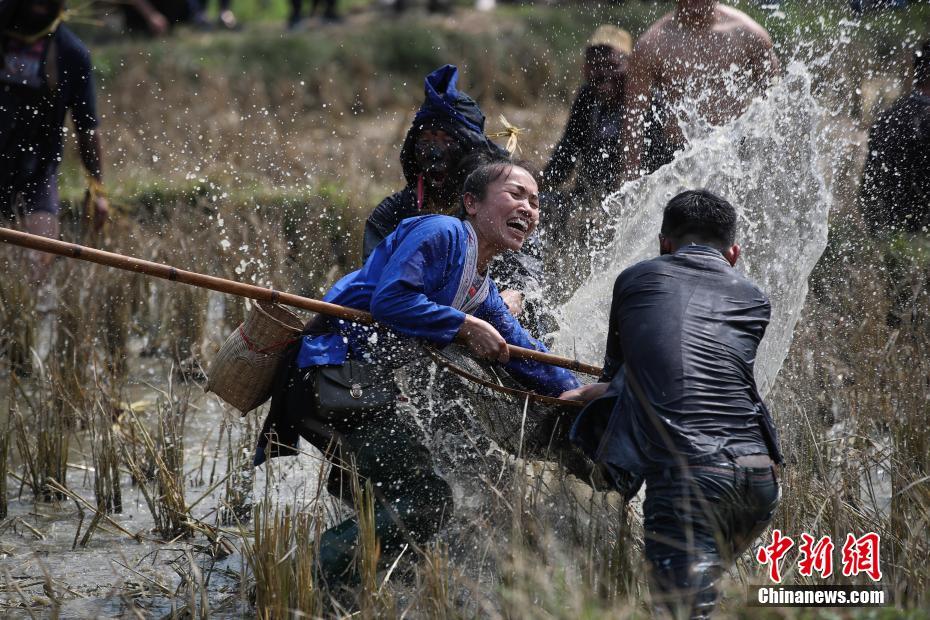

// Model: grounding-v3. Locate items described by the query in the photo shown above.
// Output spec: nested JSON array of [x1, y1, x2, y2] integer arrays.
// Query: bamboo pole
[[0, 227, 603, 376]]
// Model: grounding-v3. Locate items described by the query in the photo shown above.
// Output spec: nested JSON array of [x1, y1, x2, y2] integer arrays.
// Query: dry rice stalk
[[10, 371, 68, 502], [240, 499, 323, 618], [118, 384, 193, 539]]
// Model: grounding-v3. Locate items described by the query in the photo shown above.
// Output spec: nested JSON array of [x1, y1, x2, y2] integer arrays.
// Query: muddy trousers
[[643, 464, 779, 620], [297, 406, 454, 587]]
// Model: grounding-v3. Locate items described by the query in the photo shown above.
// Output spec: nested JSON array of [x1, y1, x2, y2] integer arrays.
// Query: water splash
[[552, 61, 833, 395]]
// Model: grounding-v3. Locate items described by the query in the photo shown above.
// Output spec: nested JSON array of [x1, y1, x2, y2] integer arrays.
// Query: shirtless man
[[622, 0, 780, 179]]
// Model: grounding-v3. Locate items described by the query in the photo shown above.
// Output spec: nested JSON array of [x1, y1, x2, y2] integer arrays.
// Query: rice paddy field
[[1, 0, 929, 617]]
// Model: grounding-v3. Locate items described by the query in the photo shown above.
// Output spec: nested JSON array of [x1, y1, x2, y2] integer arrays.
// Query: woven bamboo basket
[[206, 301, 304, 414]]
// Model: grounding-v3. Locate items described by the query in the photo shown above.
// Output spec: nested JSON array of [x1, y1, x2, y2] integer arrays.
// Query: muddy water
[[0, 304, 338, 617]]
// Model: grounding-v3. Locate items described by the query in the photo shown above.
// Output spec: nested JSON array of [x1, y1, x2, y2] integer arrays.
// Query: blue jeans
[[644, 462, 779, 619]]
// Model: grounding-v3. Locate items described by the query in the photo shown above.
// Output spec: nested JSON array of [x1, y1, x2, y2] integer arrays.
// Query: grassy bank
[[59, 1, 929, 206]]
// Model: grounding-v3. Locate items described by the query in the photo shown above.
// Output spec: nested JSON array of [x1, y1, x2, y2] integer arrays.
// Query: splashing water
[[553, 61, 833, 396]]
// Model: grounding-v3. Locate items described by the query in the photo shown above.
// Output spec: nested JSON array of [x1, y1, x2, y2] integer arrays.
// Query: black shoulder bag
[[314, 360, 398, 421]]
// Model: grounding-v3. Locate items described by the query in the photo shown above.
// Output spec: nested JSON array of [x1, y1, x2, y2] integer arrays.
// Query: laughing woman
[[254, 156, 579, 586]]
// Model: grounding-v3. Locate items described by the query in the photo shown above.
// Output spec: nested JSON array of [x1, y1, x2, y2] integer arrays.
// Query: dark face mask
[[416, 142, 451, 173]]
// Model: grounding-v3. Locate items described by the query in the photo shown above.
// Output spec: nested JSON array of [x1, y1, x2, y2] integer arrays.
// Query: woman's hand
[[458, 315, 509, 363], [560, 382, 610, 403]]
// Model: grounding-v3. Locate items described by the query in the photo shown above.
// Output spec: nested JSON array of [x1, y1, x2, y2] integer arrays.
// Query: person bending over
[[255, 157, 579, 587], [563, 189, 782, 619]]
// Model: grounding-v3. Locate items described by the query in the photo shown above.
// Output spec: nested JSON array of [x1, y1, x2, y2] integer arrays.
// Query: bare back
[[622, 3, 779, 176]]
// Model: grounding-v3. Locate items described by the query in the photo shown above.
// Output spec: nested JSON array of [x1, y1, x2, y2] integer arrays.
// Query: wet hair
[[661, 189, 737, 248], [460, 154, 536, 208], [915, 40, 930, 84]]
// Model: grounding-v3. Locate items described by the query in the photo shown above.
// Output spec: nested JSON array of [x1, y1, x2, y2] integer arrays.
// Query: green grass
[[79, 1, 930, 105]]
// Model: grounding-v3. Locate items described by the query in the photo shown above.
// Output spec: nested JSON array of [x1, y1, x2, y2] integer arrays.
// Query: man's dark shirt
[[860, 91, 930, 235], [0, 26, 98, 190], [571, 245, 783, 477], [543, 84, 624, 201]]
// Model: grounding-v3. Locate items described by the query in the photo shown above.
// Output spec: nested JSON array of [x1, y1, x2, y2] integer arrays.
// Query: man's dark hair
[[661, 189, 737, 248], [915, 40, 930, 85], [585, 44, 618, 65], [460, 153, 536, 207]]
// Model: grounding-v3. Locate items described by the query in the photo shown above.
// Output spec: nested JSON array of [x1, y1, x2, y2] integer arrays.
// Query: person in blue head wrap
[[363, 64, 505, 259], [364, 64, 549, 327], [256, 155, 579, 587]]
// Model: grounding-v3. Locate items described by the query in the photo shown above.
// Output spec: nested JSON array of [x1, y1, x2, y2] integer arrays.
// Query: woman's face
[[465, 166, 540, 253]]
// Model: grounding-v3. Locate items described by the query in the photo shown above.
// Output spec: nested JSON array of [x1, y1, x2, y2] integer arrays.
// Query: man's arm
[[541, 87, 590, 191], [77, 129, 102, 182], [76, 130, 108, 230], [620, 34, 660, 182], [69, 41, 108, 230], [474, 285, 580, 396], [129, 0, 170, 35], [740, 16, 780, 93], [598, 274, 625, 383]]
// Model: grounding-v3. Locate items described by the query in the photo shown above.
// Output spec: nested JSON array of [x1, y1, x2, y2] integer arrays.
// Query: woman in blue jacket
[[256, 156, 578, 586]]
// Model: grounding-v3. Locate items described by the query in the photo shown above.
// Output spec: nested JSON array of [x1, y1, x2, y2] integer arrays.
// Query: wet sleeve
[[370, 221, 465, 344], [541, 88, 589, 190], [474, 284, 580, 396], [599, 274, 626, 383], [66, 42, 99, 133]]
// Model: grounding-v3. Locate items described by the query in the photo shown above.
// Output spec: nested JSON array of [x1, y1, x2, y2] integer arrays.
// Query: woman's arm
[[474, 285, 580, 396], [369, 220, 466, 344]]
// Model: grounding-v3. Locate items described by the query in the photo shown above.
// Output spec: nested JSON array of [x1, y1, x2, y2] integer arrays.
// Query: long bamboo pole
[[0, 227, 603, 376]]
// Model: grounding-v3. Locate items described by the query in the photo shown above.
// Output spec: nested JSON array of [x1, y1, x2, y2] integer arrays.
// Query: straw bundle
[[206, 302, 304, 413]]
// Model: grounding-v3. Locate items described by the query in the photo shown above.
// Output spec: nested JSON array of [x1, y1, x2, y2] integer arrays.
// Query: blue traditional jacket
[[297, 214, 578, 396]]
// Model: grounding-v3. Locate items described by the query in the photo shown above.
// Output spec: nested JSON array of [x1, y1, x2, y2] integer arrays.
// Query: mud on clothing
[[570, 244, 782, 618], [0, 26, 97, 216]]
